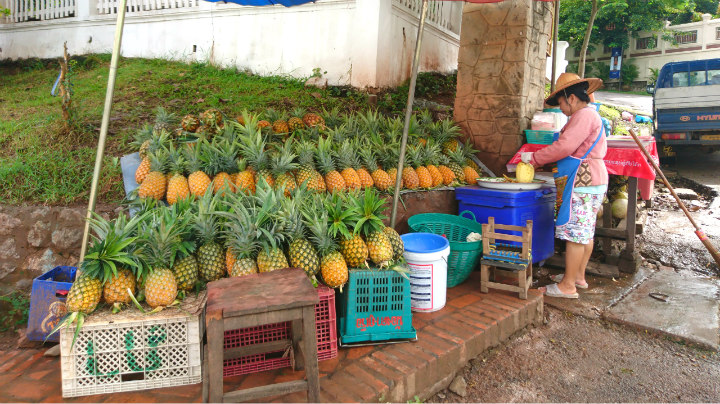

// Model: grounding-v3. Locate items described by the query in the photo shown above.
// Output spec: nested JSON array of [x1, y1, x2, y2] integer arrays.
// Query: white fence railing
[[96, 0, 199, 15], [393, 0, 462, 35], [4, 0, 76, 22]]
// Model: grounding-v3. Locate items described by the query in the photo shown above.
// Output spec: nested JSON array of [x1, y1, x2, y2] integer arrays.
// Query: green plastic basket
[[407, 211, 483, 287]]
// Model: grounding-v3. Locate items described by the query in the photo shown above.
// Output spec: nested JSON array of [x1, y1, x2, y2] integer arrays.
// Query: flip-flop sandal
[[543, 283, 579, 299], [549, 274, 589, 289]]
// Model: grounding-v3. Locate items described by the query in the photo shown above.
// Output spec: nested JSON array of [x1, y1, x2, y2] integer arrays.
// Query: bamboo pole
[[78, 0, 128, 264], [390, 0, 428, 229]]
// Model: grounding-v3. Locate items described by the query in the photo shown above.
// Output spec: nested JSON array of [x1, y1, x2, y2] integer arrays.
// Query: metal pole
[[78, 0, 128, 264], [390, 0, 428, 229], [550, 0, 560, 92]]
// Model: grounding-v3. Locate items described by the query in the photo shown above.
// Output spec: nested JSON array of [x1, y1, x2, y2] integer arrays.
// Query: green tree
[[559, 0, 690, 77]]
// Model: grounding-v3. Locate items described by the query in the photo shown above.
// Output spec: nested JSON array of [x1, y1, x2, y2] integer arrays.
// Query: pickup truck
[[648, 58, 720, 155]]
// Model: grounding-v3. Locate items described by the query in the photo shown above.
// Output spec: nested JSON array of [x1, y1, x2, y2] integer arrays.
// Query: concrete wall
[[0, 0, 461, 88], [566, 14, 720, 83]]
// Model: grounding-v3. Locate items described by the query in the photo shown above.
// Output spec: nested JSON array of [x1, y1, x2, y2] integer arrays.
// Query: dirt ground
[[429, 307, 720, 403]]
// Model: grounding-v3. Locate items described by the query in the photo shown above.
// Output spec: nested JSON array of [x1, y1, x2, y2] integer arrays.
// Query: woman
[[521, 73, 607, 299]]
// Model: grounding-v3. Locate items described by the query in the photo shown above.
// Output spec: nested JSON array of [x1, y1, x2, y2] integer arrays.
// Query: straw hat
[[545, 73, 603, 106]]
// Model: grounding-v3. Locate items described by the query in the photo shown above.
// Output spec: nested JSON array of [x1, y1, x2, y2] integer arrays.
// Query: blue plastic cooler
[[455, 186, 556, 263]]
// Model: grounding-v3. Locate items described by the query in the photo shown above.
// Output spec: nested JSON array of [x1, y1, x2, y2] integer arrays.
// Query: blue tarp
[[203, 0, 315, 6]]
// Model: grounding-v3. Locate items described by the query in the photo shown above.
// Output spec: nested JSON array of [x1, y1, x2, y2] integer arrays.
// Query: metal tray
[[476, 177, 547, 190]]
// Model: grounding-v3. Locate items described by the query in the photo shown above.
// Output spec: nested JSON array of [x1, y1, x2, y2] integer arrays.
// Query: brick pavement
[[0, 272, 542, 403]]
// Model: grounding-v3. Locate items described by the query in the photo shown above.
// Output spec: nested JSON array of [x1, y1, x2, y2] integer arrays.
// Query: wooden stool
[[203, 268, 320, 403], [480, 218, 533, 300]]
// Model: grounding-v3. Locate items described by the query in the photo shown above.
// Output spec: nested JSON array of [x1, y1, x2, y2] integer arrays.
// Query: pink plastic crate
[[223, 285, 337, 377]]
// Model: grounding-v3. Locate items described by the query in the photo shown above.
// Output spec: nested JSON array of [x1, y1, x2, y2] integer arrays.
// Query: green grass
[[598, 88, 651, 96], [0, 55, 389, 205]]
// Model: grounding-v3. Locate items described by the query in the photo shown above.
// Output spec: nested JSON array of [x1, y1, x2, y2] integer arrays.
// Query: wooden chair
[[203, 268, 320, 403], [480, 218, 533, 300]]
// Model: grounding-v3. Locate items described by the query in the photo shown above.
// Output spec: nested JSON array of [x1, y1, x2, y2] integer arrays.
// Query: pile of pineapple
[[64, 182, 403, 324], [132, 107, 484, 203]]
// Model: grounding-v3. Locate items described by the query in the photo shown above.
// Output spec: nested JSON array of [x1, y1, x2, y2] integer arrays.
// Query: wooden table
[[203, 268, 320, 403]]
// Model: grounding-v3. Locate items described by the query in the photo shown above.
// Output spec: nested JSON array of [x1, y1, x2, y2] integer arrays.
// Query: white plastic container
[[400, 233, 451, 313]]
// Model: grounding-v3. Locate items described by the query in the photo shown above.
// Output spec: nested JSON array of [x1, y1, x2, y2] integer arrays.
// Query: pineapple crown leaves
[[315, 137, 338, 175], [357, 109, 383, 135], [270, 141, 299, 176], [334, 140, 360, 170], [358, 146, 378, 172], [418, 109, 434, 127], [184, 141, 206, 174], [206, 139, 239, 175], [165, 143, 187, 176], [264, 108, 286, 123], [353, 188, 388, 237], [131, 124, 154, 148], [280, 193, 307, 242], [321, 106, 343, 129], [238, 131, 270, 171], [302, 202, 337, 257], [217, 193, 263, 259], [407, 146, 425, 169], [290, 107, 307, 119], [154, 106, 179, 127], [149, 147, 169, 173], [253, 180, 289, 252], [137, 205, 194, 272], [294, 140, 316, 167], [324, 193, 359, 242], [81, 210, 151, 283], [193, 186, 222, 245], [447, 144, 468, 165]]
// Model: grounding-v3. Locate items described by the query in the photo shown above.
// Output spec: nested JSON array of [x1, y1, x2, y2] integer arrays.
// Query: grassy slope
[[0, 56, 374, 205]]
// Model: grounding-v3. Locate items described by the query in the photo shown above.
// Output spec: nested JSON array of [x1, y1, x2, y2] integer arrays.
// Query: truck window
[[673, 72, 688, 87], [689, 70, 706, 86], [709, 69, 720, 85]]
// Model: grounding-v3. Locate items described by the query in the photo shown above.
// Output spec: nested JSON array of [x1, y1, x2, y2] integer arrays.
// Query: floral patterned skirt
[[555, 192, 605, 245]]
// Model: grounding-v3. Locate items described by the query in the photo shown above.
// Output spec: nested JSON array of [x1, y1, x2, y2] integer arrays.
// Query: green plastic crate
[[338, 269, 417, 345]]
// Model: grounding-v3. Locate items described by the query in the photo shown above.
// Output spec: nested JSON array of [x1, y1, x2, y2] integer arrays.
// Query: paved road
[[594, 91, 653, 116]]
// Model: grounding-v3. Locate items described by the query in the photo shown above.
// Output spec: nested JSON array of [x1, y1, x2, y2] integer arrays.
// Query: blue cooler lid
[[455, 185, 555, 208], [401, 233, 449, 254]]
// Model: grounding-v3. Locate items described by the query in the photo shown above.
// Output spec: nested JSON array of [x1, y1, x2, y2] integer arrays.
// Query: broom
[[629, 129, 720, 269]]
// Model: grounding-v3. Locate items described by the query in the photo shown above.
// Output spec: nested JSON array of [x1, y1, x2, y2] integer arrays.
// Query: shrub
[[621, 62, 640, 86]]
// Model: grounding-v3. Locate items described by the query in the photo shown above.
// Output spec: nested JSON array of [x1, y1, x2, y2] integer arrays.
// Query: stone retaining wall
[[0, 204, 119, 293]]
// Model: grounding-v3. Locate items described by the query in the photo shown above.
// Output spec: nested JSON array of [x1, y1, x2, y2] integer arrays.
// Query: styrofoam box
[[60, 293, 205, 398]]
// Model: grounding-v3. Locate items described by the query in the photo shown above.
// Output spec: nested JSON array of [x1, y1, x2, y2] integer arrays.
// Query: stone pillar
[[453, 0, 554, 175]]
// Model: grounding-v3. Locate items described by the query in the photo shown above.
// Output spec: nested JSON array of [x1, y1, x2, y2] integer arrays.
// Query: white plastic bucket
[[401, 233, 450, 313]]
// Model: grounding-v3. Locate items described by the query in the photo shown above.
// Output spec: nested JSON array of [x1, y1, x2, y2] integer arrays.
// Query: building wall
[[566, 14, 720, 83], [0, 0, 462, 88]]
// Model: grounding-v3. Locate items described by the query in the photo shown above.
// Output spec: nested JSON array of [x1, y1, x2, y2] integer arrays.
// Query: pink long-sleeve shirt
[[530, 106, 608, 186]]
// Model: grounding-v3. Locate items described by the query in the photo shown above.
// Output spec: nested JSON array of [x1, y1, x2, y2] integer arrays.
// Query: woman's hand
[[520, 152, 534, 164]]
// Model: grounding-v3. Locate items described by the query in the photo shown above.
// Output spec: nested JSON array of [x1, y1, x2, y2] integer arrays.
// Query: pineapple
[[200, 108, 224, 129], [438, 119, 462, 154], [288, 107, 307, 132], [446, 147, 466, 184], [295, 140, 324, 191], [208, 140, 238, 195], [138, 149, 168, 200], [137, 206, 192, 309], [355, 188, 393, 266], [352, 140, 374, 189], [424, 141, 445, 188], [307, 207, 347, 289], [401, 148, 420, 190], [357, 109, 383, 137], [170, 199, 198, 291], [316, 137, 346, 193], [271, 141, 299, 197], [83, 211, 145, 311], [284, 195, 320, 277], [166, 144, 190, 205], [194, 190, 226, 282], [383, 226, 404, 261], [328, 193, 367, 268], [153, 106, 179, 133], [359, 146, 391, 192], [266, 109, 290, 135], [131, 124, 154, 160], [234, 158, 256, 194], [185, 141, 212, 197], [303, 111, 326, 129], [181, 114, 200, 132], [255, 183, 289, 272], [437, 154, 457, 185], [220, 193, 261, 278], [459, 145, 481, 184], [135, 130, 170, 183], [408, 146, 432, 188], [320, 106, 341, 129], [335, 140, 362, 190], [241, 131, 274, 188]]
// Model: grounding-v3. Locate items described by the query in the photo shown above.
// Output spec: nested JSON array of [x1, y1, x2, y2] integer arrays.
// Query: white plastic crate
[[60, 292, 206, 398]]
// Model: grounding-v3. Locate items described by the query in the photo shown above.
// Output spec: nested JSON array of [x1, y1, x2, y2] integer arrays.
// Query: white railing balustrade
[[4, 0, 76, 22], [393, 0, 462, 35], [96, 0, 199, 15]]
